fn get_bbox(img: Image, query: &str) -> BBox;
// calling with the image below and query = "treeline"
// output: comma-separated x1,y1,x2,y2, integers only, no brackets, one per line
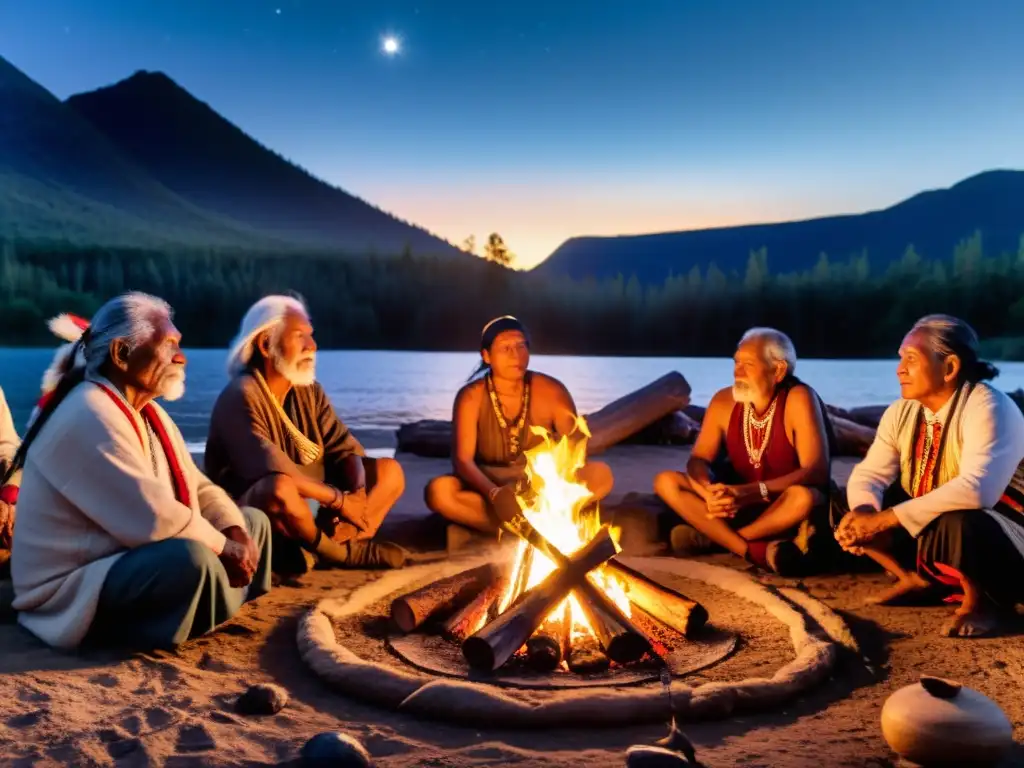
1,232,1023,359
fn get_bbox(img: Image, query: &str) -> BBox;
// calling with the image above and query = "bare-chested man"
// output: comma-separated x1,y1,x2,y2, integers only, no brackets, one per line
654,328,832,576
424,316,614,544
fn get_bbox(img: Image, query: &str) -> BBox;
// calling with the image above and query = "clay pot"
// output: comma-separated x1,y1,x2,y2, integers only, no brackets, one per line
881,676,1013,766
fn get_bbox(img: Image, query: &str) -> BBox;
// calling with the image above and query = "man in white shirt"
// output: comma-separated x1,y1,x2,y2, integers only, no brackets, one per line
4,294,273,650
836,314,1024,637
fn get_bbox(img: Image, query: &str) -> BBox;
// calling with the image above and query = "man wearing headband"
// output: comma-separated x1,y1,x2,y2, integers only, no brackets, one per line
424,315,614,547
206,295,409,572
836,315,1024,637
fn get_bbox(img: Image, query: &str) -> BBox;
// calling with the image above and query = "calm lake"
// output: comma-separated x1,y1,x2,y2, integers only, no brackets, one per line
3,348,1024,452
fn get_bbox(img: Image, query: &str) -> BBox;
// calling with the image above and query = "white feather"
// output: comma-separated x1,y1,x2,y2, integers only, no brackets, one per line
47,314,86,343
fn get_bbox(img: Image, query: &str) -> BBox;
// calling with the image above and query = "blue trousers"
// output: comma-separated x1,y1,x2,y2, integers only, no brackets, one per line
85,507,273,650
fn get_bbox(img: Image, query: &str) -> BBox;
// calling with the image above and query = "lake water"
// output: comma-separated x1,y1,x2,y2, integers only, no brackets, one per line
3,348,1024,452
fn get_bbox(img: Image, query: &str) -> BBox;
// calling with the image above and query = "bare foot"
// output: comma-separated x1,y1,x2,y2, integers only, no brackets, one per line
941,608,999,638
863,573,930,606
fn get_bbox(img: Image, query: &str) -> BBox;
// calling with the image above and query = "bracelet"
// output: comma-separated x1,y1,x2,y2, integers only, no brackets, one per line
758,481,769,501
0,485,17,505
487,487,501,503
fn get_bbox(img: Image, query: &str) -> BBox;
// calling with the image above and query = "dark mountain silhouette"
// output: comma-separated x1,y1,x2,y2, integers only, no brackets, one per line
0,55,278,249
534,170,1024,283
67,70,463,258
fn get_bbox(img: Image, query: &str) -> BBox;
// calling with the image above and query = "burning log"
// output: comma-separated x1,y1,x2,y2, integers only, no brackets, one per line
577,592,649,664
586,372,692,455
462,526,618,672
441,569,511,643
567,633,610,674
494,507,658,664
605,560,708,638
390,564,498,633
525,612,565,672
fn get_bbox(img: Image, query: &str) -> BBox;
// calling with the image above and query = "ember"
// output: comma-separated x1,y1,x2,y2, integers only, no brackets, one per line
390,418,708,677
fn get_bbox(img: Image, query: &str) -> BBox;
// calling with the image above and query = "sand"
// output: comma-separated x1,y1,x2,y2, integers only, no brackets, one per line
1,445,1023,767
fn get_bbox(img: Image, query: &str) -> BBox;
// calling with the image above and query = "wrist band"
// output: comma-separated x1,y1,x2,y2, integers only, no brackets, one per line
758,482,769,501
0,485,17,505
488,487,501,502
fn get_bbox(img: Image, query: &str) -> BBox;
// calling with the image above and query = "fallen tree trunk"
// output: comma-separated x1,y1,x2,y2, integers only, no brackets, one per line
442,569,511,642
462,527,618,672
586,372,692,455
391,563,498,633
604,560,708,638
620,410,701,446
828,413,876,457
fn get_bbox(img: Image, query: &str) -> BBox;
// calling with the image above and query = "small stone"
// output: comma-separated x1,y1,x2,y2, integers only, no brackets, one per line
235,683,289,715
301,731,373,767
625,745,691,766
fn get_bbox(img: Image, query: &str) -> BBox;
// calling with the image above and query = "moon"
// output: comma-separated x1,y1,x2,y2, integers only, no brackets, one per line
381,35,401,55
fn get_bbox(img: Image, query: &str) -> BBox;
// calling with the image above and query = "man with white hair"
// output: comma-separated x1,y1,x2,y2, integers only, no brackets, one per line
836,314,1024,637
2,293,272,650
0,384,20,572
654,327,833,575
205,295,408,571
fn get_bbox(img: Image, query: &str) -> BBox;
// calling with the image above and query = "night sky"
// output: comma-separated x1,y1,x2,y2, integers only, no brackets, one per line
3,1,1023,268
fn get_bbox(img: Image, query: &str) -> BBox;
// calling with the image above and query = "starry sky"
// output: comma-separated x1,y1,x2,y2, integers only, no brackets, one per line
3,1,1023,269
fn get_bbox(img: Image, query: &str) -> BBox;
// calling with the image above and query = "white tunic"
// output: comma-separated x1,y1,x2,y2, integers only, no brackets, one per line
847,382,1024,553
11,375,246,649
0,385,19,485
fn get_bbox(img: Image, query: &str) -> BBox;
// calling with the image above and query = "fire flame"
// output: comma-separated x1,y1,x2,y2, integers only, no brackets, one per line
496,417,631,642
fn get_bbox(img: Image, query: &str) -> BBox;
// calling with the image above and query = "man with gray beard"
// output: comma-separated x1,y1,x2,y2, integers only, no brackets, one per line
654,328,833,576
205,295,409,572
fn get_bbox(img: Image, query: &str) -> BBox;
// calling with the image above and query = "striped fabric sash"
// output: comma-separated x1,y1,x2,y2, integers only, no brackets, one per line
93,382,191,508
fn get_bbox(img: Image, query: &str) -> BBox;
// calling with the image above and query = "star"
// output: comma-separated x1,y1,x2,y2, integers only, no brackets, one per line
381,35,401,56
275,8,281,14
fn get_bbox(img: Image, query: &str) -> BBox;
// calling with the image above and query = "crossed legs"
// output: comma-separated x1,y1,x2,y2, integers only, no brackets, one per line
425,461,615,534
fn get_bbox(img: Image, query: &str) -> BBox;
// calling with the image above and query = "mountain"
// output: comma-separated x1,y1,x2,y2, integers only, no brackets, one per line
67,71,462,258
0,55,280,249
534,170,1024,284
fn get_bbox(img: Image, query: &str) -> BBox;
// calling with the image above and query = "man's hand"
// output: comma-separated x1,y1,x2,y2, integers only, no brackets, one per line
704,484,756,519
219,526,258,588
488,483,523,524
338,487,371,533
835,507,899,551
0,501,14,549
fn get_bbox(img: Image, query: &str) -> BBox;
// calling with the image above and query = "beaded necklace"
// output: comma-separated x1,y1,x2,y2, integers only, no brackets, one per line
486,373,531,457
742,396,779,470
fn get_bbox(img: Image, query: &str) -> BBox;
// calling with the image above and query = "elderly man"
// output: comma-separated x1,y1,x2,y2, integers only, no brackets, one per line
654,328,832,576
836,314,1024,637
2,293,272,651
0,385,20,571
205,295,408,572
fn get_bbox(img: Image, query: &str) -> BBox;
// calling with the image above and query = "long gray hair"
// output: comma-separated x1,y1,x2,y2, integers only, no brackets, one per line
2,292,171,486
909,314,999,384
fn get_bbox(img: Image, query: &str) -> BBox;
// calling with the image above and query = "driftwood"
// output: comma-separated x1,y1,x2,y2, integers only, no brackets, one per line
395,372,691,457
391,564,498,633
585,372,692,455
605,560,708,638
442,570,511,642
828,414,876,458
462,527,618,672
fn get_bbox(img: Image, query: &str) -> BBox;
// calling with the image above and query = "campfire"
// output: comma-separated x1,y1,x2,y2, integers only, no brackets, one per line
390,420,709,677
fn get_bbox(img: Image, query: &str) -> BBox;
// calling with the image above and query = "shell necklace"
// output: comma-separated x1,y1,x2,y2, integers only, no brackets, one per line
487,373,531,457
743,396,779,470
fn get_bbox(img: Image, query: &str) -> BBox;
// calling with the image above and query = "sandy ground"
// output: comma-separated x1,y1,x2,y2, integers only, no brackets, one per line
1,446,1023,768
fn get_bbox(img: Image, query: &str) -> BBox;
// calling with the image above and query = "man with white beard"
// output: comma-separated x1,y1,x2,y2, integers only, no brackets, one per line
3,293,272,650
205,295,409,572
654,328,833,576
